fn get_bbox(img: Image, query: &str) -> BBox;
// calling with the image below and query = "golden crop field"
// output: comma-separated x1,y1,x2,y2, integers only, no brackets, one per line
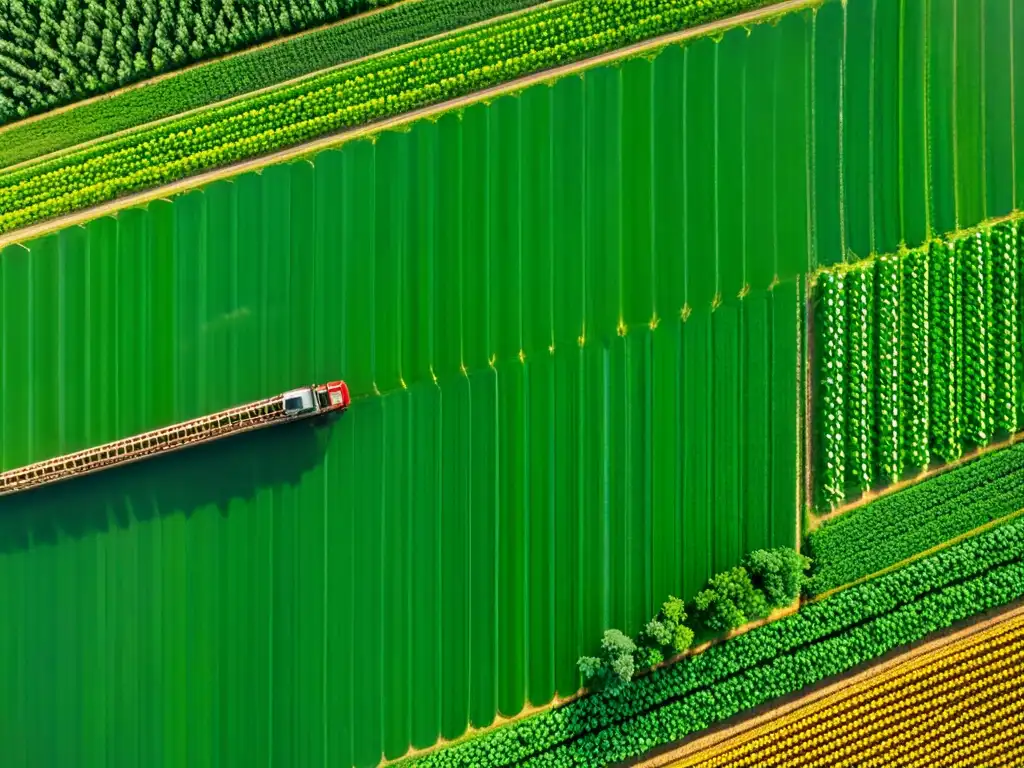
665,610,1024,768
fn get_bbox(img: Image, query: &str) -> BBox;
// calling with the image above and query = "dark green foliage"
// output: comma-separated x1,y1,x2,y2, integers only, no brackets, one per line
0,0,392,124
640,595,694,657
577,630,637,696
743,547,811,607
398,515,1024,768
806,441,1024,595
693,566,770,632
576,551,794,695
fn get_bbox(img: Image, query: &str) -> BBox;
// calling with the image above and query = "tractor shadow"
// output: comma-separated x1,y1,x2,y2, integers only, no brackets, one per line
0,414,341,555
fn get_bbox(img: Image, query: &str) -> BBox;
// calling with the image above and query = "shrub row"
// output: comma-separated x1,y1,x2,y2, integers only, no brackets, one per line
812,221,1024,508
396,513,1024,768
525,560,1024,767
577,548,809,694
0,0,772,235
0,0,398,124
0,0,549,170
806,440,1024,595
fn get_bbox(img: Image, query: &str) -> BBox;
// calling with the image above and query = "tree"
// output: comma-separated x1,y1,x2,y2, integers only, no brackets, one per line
577,629,637,695
744,548,812,608
694,566,770,633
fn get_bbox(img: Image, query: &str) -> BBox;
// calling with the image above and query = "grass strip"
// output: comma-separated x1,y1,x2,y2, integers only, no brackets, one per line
0,0,549,170
392,513,1024,767
806,441,1024,595
0,0,780,236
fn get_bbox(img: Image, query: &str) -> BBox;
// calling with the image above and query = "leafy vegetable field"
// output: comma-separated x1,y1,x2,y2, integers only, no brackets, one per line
813,220,1023,509
0,0,776,236
806,440,1024,595
0,0,550,170
393,513,1024,768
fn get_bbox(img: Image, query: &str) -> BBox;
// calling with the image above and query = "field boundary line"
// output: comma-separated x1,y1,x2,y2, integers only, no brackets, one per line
0,0,820,250
809,429,1024,530
0,0,572,174
810,505,1024,603
629,600,1024,768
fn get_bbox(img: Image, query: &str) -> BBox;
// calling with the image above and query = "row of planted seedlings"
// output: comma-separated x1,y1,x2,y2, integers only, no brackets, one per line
812,219,1024,511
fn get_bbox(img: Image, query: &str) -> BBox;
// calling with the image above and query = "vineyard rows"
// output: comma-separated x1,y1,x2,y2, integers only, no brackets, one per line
668,610,1024,768
0,0,770,235
814,221,1023,509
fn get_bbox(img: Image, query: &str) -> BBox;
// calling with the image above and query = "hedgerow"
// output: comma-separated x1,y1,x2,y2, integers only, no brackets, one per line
0,0,551,170
578,549,806,693
812,221,1024,507
395,514,1024,768
0,0,400,124
0,0,774,235
806,440,1024,595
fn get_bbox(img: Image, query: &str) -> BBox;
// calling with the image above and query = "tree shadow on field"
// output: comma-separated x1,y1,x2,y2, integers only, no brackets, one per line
0,413,342,555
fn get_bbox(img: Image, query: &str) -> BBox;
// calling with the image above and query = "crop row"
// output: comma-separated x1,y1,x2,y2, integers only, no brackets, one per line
395,512,1024,767
805,440,1024,595
0,0,551,170
812,221,1024,509
0,0,401,124
0,0,771,236
672,612,1024,767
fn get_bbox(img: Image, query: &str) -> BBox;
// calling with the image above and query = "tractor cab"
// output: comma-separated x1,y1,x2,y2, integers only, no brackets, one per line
315,381,350,411
282,387,318,416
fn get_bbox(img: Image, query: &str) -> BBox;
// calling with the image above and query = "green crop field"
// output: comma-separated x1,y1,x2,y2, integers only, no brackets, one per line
0,0,553,170
2,0,1024,765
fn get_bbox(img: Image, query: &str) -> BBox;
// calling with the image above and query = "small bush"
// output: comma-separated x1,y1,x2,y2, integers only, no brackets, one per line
744,548,812,607
693,567,770,633
577,629,637,695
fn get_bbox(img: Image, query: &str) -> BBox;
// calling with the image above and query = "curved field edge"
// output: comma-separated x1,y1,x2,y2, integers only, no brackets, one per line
382,514,1024,767
0,0,805,239
0,0,554,171
643,601,1024,768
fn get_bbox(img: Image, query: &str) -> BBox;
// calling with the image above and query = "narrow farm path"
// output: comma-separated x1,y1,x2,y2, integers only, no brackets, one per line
626,599,1024,768
0,0,818,251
